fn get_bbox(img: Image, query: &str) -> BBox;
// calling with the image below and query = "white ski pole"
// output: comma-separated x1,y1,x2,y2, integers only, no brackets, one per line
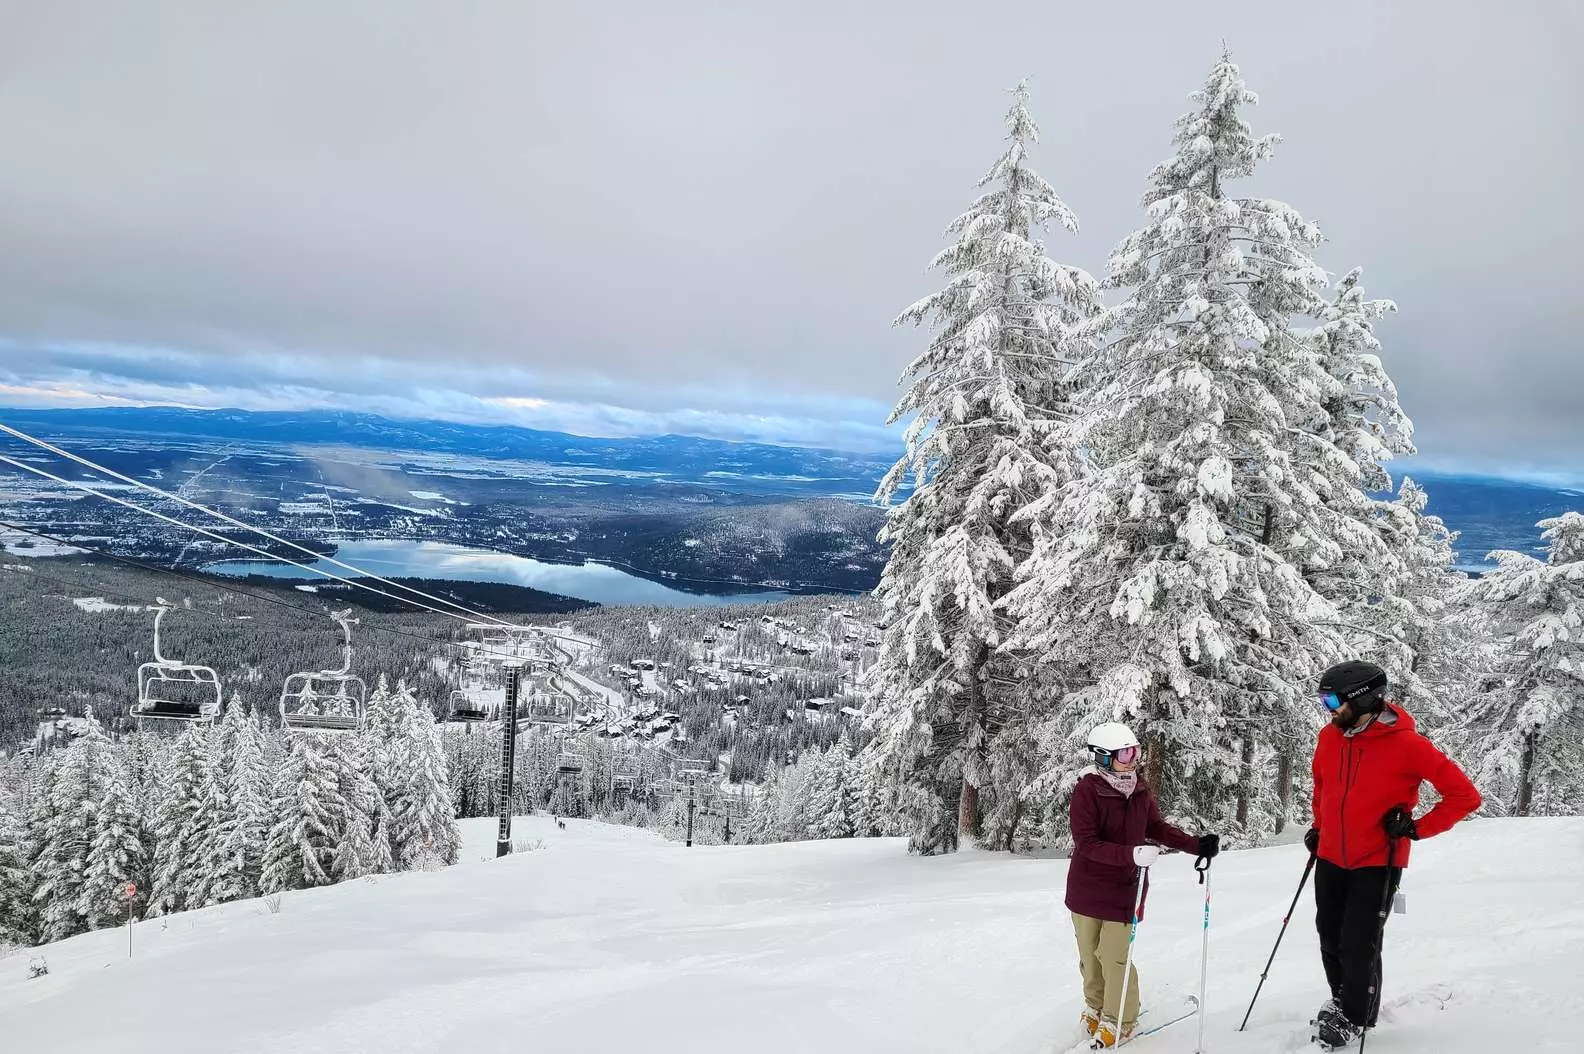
1194,856,1212,1053
1114,864,1148,1047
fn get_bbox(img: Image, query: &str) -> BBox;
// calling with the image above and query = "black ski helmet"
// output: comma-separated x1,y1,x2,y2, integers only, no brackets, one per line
1318,660,1389,714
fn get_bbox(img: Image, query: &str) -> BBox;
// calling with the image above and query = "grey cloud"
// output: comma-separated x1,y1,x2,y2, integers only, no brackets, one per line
0,1,1577,469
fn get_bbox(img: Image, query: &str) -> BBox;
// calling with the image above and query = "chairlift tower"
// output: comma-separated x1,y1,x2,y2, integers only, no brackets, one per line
495,660,525,859
133,599,222,732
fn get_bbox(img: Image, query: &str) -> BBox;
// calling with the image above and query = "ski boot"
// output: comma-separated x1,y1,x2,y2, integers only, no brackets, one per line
1091,1019,1134,1049
1312,1010,1362,1050
1079,1007,1100,1038
1311,996,1343,1033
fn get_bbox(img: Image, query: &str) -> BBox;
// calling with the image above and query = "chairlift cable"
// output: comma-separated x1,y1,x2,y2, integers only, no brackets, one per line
0,519,536,664
0,451,528,632
0,420,527,632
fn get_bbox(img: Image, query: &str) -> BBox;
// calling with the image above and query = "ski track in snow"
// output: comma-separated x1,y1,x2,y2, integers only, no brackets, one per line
1,817,1580,1053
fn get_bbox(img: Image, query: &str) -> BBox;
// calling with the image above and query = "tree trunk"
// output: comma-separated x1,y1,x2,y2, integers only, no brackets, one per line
1005,797,1023,853
1142,731,1168,805
958,776,981,843
1275,751,1294,834
1236,735,1256,827
1516,728,1538,817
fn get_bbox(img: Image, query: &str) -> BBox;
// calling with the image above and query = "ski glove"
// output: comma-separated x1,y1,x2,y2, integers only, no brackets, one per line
1382,806,1419,840
1303,827,1320,854
1196,834,1220,860
1132,844,1160,867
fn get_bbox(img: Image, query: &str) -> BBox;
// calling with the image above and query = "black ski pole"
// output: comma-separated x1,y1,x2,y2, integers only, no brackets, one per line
1358,836,1399,1054
1238,850,1318,1031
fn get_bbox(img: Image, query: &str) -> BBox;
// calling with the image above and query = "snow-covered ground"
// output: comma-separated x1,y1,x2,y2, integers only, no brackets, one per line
2,816,1578,1053
70,596,151,613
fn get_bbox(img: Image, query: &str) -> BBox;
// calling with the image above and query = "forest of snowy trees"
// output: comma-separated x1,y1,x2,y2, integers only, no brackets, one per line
866,54,1584,854
0,679,459,949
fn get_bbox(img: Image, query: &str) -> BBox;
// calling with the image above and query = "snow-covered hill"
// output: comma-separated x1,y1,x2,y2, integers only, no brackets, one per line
2,816,1579,1053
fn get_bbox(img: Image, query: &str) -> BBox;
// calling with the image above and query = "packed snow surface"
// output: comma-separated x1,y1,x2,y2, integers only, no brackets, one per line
2,816,1579,1053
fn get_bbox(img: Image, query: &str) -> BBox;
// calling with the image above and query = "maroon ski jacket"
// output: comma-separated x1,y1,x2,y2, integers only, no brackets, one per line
1065,772,1199,924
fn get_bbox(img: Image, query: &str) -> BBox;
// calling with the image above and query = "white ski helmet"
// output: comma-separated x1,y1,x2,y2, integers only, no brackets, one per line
1087,722,1140,753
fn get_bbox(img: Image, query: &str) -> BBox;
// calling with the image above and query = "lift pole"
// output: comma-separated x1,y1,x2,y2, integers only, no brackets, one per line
495,661,524,858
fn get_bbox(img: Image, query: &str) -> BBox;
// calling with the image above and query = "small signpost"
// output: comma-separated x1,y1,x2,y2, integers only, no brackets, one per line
125,882,137,959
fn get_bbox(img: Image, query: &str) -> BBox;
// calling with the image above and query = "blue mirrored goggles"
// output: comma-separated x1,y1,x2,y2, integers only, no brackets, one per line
1319,691,1344,712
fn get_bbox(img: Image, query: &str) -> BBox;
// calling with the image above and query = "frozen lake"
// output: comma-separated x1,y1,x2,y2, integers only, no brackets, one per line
203,538,792,608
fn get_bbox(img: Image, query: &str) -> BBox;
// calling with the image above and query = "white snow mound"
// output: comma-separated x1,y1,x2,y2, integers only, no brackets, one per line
1,815,1579,1053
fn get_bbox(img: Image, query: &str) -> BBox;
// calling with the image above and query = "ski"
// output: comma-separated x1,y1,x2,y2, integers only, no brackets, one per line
1130,995,1199,1039
1071,997,1199,1050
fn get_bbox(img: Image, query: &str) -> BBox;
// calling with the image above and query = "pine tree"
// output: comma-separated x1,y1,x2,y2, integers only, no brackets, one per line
150,725,216,916
1458,512,1584,815
219,702,271,895
330,735,382,882
191,740,246,909
1007,52,1353,835
260,734,340,891
80,743,144,929
383,682,461,869
121,731,170,909
869,81,1104,853
34,711,125,940
12,757,52,947
0,791,31,946
807,739,855,840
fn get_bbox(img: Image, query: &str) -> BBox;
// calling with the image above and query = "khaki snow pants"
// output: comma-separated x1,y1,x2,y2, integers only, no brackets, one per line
1071,911,1141,1031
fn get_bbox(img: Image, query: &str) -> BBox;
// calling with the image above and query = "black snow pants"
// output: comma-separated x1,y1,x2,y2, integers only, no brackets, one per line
1314,857,1401,1028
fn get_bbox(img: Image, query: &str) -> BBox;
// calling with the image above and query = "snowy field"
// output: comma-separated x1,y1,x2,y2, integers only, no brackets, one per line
1,815,1580,1053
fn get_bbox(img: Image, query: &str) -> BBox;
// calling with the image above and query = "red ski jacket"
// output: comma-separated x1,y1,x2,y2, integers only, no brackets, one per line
1310,703,1481,870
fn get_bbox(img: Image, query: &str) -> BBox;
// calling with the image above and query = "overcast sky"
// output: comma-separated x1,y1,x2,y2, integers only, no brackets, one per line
0,1,1578,478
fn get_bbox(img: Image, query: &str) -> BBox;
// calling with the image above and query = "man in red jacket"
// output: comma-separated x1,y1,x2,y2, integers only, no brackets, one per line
1306,660,1481,1049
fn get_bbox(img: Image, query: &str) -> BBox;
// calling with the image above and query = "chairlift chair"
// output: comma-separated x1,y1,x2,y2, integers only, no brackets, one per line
134,600,223,729
524,689,577,726
446,689,494,723
557,751,585,774
280,609,367,733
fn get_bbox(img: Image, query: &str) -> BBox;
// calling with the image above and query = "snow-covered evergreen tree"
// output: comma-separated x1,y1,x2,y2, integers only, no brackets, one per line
0,789,31,946
33,711,128,940
383,681,461,868
80,736,144,930
1309,269,1410,494
869,81,1104,853
217,700,271,896
1456,512,1584,815
330,735,382,882
1007,52,1355,836
150,725,217,916
261,734,340,892
806,739,855,840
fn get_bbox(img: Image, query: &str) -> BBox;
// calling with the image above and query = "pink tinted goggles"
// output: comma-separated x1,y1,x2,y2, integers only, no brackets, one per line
1106,745,1139,765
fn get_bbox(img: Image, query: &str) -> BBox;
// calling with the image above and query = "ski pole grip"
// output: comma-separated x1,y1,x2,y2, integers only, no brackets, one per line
1194,854,1211,883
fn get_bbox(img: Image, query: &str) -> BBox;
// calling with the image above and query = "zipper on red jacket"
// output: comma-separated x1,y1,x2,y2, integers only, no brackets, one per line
1339,738,1358,868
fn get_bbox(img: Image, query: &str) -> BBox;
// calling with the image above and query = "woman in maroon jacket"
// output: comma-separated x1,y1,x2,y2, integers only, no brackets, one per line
1067,722,1218,1048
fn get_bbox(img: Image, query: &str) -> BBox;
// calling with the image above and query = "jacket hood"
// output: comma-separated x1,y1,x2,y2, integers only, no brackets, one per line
1351,701,1415,738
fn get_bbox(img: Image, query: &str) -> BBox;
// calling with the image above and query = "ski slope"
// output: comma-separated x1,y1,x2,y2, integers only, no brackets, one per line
1,816,1579,1053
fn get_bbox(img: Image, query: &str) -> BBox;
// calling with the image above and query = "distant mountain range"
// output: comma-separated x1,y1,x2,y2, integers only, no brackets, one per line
0,405,894,494
2,405,1578,571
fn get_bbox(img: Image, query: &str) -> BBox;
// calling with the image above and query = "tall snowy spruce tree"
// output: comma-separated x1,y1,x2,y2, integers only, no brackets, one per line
0,782,34,946
150,725,218,916
1456,512,1584,815
33,711,139,941
1007,53,1369,835
868,81,1103,853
